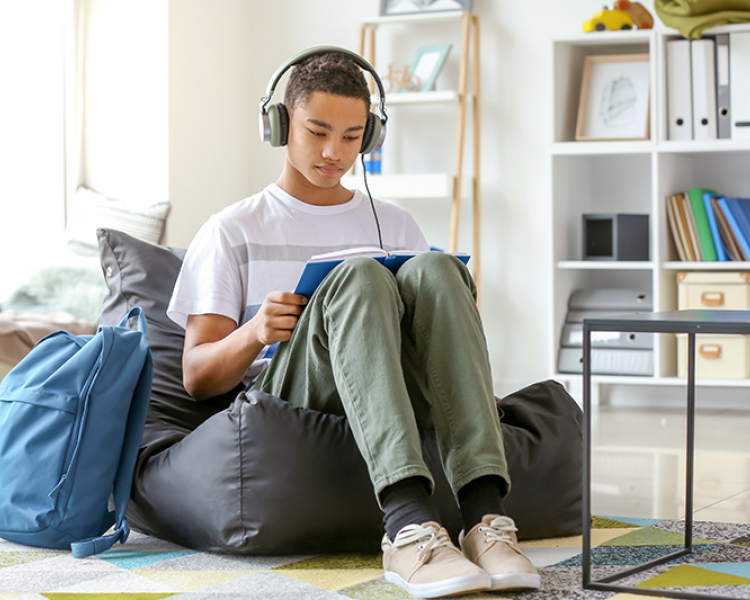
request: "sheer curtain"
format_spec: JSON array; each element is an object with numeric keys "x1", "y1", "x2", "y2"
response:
[{"x1": 0, "y1": 1, "x2": 68, "y2": 301}]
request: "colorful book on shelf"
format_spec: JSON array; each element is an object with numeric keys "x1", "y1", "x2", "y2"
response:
[
  {"x1": 712, "y1": 197, "x2": 743, "y2": 260},
  {"x1": 666, "y1": 194, "x2": 688, "y2": 261},
  {"x1": 676, "y1": 193, "x2": 697, "y2": 261},
  {"x1": 687, "y1": 187, "x2": 718, "y2": 261},
  {"x1": 718, "y1": 196, "x2": 750, "y2": 261},
  {"x1": 293, "y1": 247, "x2": 471, "y2": 298},
  {"x1": 726, "y1": 198, "x2": 750, "y2": 257},
  {"x1": 703, "y1": 192, "x2": 729, "y2": 261},
  {"x1": 682, "y1": 193, "x2": 703, "y2": 260},
  {"x1": 672, "y1": 194, "x2": 695, "y2": 261}
]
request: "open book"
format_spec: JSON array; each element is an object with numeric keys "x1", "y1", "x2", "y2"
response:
[{"x1": 294, "y1": 247, "x2": 471, "y2": 298}]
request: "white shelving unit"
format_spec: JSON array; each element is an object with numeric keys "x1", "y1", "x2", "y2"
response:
[
  {"x1": 549, "y1": 25, "x2": 750, "y2": 398},
  {"x1": 342, "y1": 10, "x2": 482, "y2": 289}
]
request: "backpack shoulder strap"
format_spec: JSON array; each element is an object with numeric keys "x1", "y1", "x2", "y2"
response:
[{"x1": 70, "y1": 307, "x2": 153, "y2": 559}]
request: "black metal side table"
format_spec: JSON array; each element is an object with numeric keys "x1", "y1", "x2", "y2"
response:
[{"x1": 582, "y1": 309, "x2": 750, "y2": 600}]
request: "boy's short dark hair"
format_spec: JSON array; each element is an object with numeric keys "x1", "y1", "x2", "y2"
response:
[{"x1": 284, "y1": 51, "x2": 371, "y2": 113}]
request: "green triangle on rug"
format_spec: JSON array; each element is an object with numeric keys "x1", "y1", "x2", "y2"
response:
[
  {"x1": 603, "y1": 527, "x2": 716, "y2": 547},
  {"x1": 274, "y1": 553, "x2": 382, "y2": 570},
  {"x1": 635, "y1": 564, "x2": 750, "y2": 588},
  {"x1": 0, "y1": 549, "x2": 64, "y2": 569}
]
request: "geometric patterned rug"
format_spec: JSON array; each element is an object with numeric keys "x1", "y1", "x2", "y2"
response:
[{"x1": 2, "y1": 516, "x2": 750, "y2": 599}]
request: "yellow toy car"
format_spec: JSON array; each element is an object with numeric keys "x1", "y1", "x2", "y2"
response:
[
  {"x1": 614, "y1": 0, "x2": 653, "y2": 29},
  {"x1": 583, "y1": 7, "x2": 634, "y2": 32}
]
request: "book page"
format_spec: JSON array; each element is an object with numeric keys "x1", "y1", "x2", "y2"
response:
[{"x1": 308, "y1": 246, "x2": 386, "y2": 263}]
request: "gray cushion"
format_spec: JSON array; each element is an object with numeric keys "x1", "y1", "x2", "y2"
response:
[{"x1": 97, "y1": 228, "x2": 582, "y2": 553}]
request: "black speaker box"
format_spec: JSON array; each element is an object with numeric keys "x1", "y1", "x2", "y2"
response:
[{"x1": 582, "y1": 213, "x2": 649, "y2": 261}]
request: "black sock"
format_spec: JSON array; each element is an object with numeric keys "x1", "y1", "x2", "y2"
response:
[
  {"x1": 381, "y1": 476, "x2": 441, "y2": 541},
  {"x1": 457, "y1": 475, "x2": 507, "y2": 532}
]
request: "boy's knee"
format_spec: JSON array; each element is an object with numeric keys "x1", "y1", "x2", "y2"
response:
[
  {"x1": 399, "y1": 252, "x2": 472, "y2": 285},
  {"x1": 396, "y1": 252, "x2": 477, "y2": 303},
  {"x1": 323, "y1": 256, "x2": 398, "y2": 295}
]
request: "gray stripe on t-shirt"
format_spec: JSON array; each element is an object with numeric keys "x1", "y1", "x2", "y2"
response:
[
  {"x1": 231, "y1": 241, "x2": 397, "y2": 266},
  {"x1": 240, "y1": 303, "x2": 262, "y2": 326}
]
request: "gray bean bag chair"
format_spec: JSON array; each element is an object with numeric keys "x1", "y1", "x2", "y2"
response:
[{"x1": 97, "y1": 228, "x2": 583, "y2": 554}]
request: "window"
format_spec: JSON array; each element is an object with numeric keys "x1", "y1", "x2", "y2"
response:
[{"x1": 0, "y1": 2, "x2": 66, "y2": 301}]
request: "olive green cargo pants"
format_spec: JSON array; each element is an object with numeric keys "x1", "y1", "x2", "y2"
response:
[{"x1": 254, "y1": 252, "x2": 509, "y2": 502}]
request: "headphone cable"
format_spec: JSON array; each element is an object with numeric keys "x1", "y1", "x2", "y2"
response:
[{"x1": 361, "y1": 153, "x2": 384, "y2": 252}]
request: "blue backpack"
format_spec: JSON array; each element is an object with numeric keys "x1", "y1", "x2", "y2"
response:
[{"x1": 0, "y1": 306, "x2": 153, "y2": 558}]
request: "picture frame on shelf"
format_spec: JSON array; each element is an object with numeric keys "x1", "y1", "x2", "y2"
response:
[
  {"x1": 379, "y1": 0, "x2": 471, "y2": 17},
  {"x1": 575, "y1": 53, "x2": 650, "y2": 141},
  {"x1": 407, "y1": 44, "x2": 452, "y2": 92}
]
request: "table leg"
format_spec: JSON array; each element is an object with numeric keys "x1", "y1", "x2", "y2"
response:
[
  {"x1": 582, "y1": 322, "x2": 592, "y2": 586},
  {"x1": 685, "y1": 332, "x2": 696, "y2": 549}
]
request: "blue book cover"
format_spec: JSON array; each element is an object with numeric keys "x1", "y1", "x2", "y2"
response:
[
  {"x1": 703, "y1": 193, "x2": 729, "y2": 261},
  {"x1": 727, "y1": 197, "x2": 750, "y2": 258},
  {"x1": 719, "y1": 197, "x2": 750, "y2": 260},
  {"x1": 294, "y1": 248, "x2": 470, "y2": 298}
]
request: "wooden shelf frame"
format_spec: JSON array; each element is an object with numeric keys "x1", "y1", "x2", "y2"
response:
[{"x1": 356, "y1": 11, "x2": 482, "y2": 290}]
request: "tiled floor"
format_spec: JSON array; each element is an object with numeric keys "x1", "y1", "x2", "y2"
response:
[{"x1": 590, "y1": 398, "x2": 750, "y2": 525}]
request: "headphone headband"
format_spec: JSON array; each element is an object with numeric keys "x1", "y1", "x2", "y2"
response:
[{"x1": 259, "y1": 46, "x2": 388, "y2": 152}]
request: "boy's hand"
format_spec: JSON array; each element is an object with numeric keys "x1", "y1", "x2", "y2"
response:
[{"x1": 249, "y1": 291, "x2": 308, "y2": 346}]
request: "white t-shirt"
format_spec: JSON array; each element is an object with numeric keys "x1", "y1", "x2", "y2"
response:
[{"x1": 168, "y1": 183, "x2": 429, "y2": 380}]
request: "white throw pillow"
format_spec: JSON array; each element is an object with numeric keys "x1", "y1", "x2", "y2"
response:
[{"x1": 66, "y1": 187, "x2": 170, "y2": 255}]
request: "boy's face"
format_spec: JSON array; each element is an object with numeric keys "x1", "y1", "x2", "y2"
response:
[{"x1": 285, "y1": 91, "x2": 369, "y2": 191}]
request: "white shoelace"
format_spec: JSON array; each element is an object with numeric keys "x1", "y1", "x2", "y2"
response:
[
  {"x1": 392, "y1": 523, "x2": 454, "y2": 566},
  {"x1": 479, "y1": 516, "x2": 519, "y2": 546}
]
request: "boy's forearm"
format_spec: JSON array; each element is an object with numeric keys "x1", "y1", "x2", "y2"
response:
[{"x1": 182, "y1": 326, "x2": 264, "y2": 401}]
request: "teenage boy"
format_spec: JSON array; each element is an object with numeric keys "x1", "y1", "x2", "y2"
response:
[{"x1": 168, "y1": 48, "x2": 540, "y2": 598}]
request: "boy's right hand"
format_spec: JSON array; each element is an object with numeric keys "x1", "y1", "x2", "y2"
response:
[{"x1": 249, "y1": 291, "x2": 308, "y2": 346}]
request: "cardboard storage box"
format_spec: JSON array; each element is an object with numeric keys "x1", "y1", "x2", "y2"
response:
[
  {"x1": 676, "y1": 272, "x2": 750, "y2": 378},
  {"x1": 677, "y1": 271, "x2": 750, "y2": 310},
  {"x1": 677, "y1": 333, "x2": 750, "y2": 379}
]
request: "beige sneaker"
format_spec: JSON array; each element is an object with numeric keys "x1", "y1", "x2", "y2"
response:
[
  {"x1": 382, "y1": 521, "x2": 491, "y2": 598},
  {"x1": 459, "y1": 515, "x2": 541, "y2": 591}
]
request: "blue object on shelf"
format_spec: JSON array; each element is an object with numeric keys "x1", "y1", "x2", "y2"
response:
[{"x1": 363, "y1": 149, "x2": 382, "y2": 174}]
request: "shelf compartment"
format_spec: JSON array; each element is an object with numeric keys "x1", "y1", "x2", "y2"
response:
[
  {"x1": 552, "y1": 153, "x2": 653, "y2": 264},
  {"x1": 552, "y1": 31, "x2": 655, "y2": 144},
  {"x1": 657, "y1": 150, "x2": 750, "y2": 197}
]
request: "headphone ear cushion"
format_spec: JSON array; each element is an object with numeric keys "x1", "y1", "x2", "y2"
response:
[
  {"x1": 361, "y1": 113, "x2": 383, "y2": 155},
  {"x1": 267, "y1": 103, "x2": 290, "y2": 147}
]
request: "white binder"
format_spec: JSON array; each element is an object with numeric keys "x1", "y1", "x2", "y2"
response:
[
  {"x1": 716, "y1": 34, "x2": 731, "y2": 139},
  {"x1": 666, "y1": 39, "x2": 693, "y2": 141},
  {"x1": 730, "y1": 31, "x2": 750, "y2": 141},
  {"x1": 557, "y1": 347, "x2": 654, "y2": 376},
  {"x1": 691, "y1": 38, "x2": 717, "y2": 141}
]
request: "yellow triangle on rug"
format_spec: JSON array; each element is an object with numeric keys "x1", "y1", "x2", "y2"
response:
[{"x1": 635, "y1": 564, "x2": 750, "y2": 588}]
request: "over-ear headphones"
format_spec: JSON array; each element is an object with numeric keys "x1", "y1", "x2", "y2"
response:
[{"x1": 259, "y1": 46, "x2": 388, "y2": 154}]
